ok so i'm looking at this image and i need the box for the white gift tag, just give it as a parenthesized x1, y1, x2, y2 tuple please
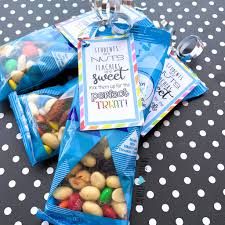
(78, 35, 143, 130)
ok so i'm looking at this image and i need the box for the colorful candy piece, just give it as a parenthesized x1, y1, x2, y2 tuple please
(22, 43, 39, 57)
(59, 200, 69, 209)
(102, 205, 117, 219)
(99, 187, 113, 204)
(48, 121, 59, 131)
(68, 193, 83, 211)
(5, 59, 17, 73)
(8, 79, 17, 90)
(44, 145, 52, 155)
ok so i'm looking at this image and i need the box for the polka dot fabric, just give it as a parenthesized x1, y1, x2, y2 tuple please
(0, 0, 224, 225)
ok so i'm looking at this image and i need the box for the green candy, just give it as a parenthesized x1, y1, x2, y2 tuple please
(5, 59, 17, 73)
(100, 187, 113, 204)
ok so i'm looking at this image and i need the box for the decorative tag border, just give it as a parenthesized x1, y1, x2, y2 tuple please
(78, 34, 144, 131)
(141, 54, 200, 136)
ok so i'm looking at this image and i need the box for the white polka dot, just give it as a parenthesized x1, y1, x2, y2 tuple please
(145, 165, 152, 173)
(12, 156, 20, 163)
(14, 222, 22, 225)
(212, 141, 219, 147)
(149, 218, 157, 225)
(172, 190, 180, 198)
(188, 203, 195, 211)
(154, 131, 161, 137)
(222, 130, 225, 136)
(159, 177, 166, 185)
(212, 13, 218, 18)
(208, 35, 214, 40)
(220, 81, 225, 87)
(204, 152, 211, 159)
(202, 217, 210, 225)
(208, 120, 215, 126)
(18, 193, 26, 201)
(8, 180, 16, 188)
(4, 207, 12, 215)
(175, 218, 183, 225)
(189, 141, 196, 148)
(44, 193, 49, 201)
(136, 205, 143, 213)
(180, 153, 187, 160)
(30, 206, 38, 215)
(198, 189, 205, 197)
(143, 142, 149, 149)
(217, 163, 224, 171)
(203, 100, 210, 106)
(174, 110, 180, 116)
(2, 144, 9, 151)
(6, 123, 13, 129)
(187, 21, 192, 26)
(0, 113, 4, 119)
(156, 153, 163, 160)
(41, 221, 49, 225)
(204, 21, 210, 26)
(209, 1, 214, 5)
(182, 101, 189, 107)
(0, 168, 5, 175)
(177, 14, 183, 19)
(214, 202, 222, 211)
(158, 2, 163, 6)
(216, 65, 222, 70)
(169, 165, 176, 172)
(34, 180, 41, 187)
(200, 130, 206, 136)
(166, 142, 173, 149)
(184, 177, 191, 184)
(163, 120, 170, 126)
(195, 110, 202, 116)
(147, 191, 154, 199)
(175, 2, 181, 6)
(177, 131, 184, 137)
(208, 73, 215, 79)
(196, 65, 202, 70)
(162, 204, 169, 212)
(16, 133, 22, 140)
(46, 167, 54, 175)
(186, 120, 192, 126)
(22, 167, 29, 175)
(193, 164, 200, 171)
(220, 42, 225, 47)
(208, 176, 216, 184)
(205, 57, 211, 62)
(72, 3, 78, 7)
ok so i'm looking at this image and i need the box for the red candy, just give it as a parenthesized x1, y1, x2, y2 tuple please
(68, 193, 83, 211)
(102, 205, 117, 219)
(22, 42, 39, 57)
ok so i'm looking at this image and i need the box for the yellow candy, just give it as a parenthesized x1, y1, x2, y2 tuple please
(8, 79, 17, 90)
(44, 145, 52, 155)
(48, 121, 59, 131)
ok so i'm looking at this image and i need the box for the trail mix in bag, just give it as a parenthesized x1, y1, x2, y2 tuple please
(9, 78, 78, 166)
(37, 26, 171, 225)
(0, 26, 77, 101)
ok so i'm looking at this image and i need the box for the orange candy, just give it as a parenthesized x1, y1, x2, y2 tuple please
(59, 200, 69, 209)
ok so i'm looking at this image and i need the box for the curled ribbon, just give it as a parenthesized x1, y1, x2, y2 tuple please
(89, 0, 133, 35)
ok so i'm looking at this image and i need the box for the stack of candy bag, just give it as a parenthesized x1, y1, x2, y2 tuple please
(0, 3, 208, 225)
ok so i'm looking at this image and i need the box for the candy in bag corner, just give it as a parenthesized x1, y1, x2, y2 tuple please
(37, 26, 171, 224)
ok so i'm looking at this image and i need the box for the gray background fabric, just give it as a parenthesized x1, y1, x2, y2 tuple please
(0, 0, 225, 225)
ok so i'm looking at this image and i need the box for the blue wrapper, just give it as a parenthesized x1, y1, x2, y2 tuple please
(0, 26, 77, 101)
(8, 78, 78, 166)
(37, 26, 170, 225)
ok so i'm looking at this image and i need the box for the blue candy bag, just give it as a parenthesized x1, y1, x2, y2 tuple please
(37, 26, 170, 224)
(0, 26, 77, 101)
(9, 78, 78, 166)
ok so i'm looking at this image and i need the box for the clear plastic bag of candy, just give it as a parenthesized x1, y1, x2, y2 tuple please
(37, 26, 171, 225)
(0, 26, 77, 101)
(8, 78, 78, 166)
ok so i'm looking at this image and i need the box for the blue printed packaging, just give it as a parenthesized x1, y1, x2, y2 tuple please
(37, 26, 171, 225)
(0, 26, 77, 101)
(8, 78, 78, 166)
